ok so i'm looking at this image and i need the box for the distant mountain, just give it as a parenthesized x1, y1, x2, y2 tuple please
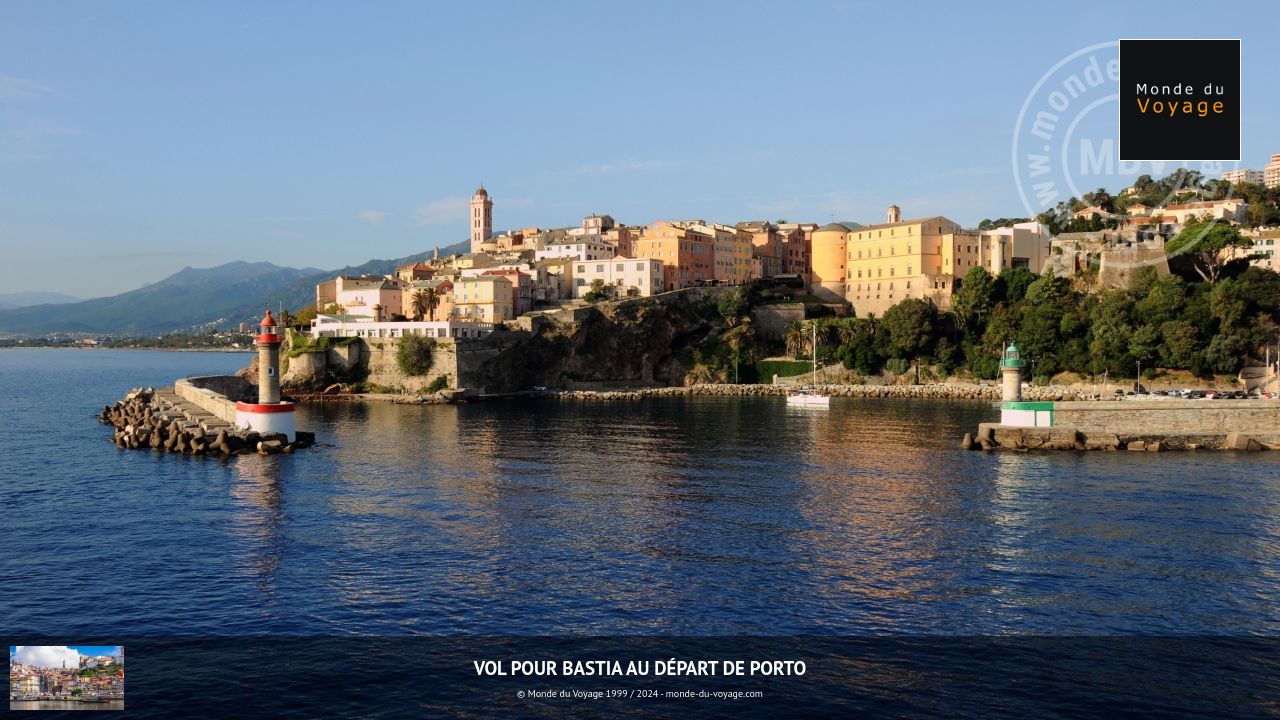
(0, 291, 81, 310)
(0, 241, 471, 336)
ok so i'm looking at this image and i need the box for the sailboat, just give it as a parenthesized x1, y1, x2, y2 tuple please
(786, 323, 831, 407)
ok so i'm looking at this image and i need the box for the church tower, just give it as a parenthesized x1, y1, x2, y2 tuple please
(470, 185, 493, 253)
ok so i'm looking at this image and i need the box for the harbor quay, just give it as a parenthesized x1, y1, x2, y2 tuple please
(963, 344, 1280, 451)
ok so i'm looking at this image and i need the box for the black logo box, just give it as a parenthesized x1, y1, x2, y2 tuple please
(1119, 39, 1240, 161)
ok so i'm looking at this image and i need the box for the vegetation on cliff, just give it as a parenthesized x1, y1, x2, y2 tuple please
(828, 257, 1280, 383)
(395, 334, 436, 375)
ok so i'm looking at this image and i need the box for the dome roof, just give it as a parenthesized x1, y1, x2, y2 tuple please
(474, 186, 488, 197)
(815, 222, 849, 232)
(260, 309, 276, 327)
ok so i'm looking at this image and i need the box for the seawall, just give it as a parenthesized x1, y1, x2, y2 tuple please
(967, 398, 1280, 451)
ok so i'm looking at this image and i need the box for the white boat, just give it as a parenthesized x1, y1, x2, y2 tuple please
(786, 323, 831, 407)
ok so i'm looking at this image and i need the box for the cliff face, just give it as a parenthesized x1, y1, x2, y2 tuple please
(254, 289, 734, 395)
(464, 290, 727, 393)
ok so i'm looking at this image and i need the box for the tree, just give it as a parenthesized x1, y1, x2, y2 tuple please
(997, 267, 1037, 304)
(395, 334, 436, 376)
(1158, 319, 1200, 368)
(784, 319, 809, 359)
(294, 305, 318, 328)
(584, 279, 609, 303)
(953, 266, 996, 328)
(723, 322, 756, 383)
(277, 309, 295, 329)
(1165, 219, 1254, 284)
(411, 288, 440, 321)
(880, 298, 936, 359)
(717, 287, 748, 327)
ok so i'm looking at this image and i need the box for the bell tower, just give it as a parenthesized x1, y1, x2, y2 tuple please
(470, 185, 493, 253)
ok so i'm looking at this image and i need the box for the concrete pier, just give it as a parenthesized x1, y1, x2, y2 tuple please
(965, 398, 1280, 451)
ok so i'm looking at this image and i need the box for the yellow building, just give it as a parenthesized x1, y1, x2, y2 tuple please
(810, 222, 852, 302)
(843, 206, 1051, 316)
(844, 209, 961, 316)
(452, 275, 513, 323)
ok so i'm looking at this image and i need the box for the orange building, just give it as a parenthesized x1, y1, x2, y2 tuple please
(634, 221, 715, 291)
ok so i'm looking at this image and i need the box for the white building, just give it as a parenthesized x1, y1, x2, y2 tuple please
(1221, 168, 1265, 186)
(572, 257, 664, 299)
(309, 315, 495, 340)
(1263, 153, 1280, 189)
(975, 221, 1053, 273)
(317, 275, 406, 319)
(534, 234, 615, 262)
(1161, 198, 1247, 225)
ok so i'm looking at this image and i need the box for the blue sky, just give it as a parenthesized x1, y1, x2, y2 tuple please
(2, 1, 1276, 297)
(10, 646, 121, 668)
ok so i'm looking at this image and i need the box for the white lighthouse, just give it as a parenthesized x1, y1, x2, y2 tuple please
(234, 309, 296, 442)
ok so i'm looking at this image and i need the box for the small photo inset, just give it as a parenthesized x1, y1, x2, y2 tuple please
(10, 646, 123, 711)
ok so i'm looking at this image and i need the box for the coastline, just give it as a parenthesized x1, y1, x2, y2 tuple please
(298, 382, 1104, 404)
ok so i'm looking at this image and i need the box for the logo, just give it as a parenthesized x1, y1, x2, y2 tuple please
(1013, 41, 1241, 271)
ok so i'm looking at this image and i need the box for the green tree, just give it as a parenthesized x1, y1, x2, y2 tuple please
(1158, 319, 1200, 368)
(411, 287, 440, 321)
(395, 334, 436, 376)
(998, 267, 1037, 304)
(784, 320, 809, 359)
(880, 298, 936, 359)
(584, 278, 608, 303)
(294, 305, 318, 328)
(953, 266, 996, 328)
(1166, 219, 1254, 284)
(717, 287, 749, 327)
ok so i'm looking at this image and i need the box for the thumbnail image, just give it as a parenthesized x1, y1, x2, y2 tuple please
(10, 647, 123, 711)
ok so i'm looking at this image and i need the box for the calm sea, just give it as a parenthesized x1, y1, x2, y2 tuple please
(3, 348, 1277, 636)
(4, 349, 1280, 718)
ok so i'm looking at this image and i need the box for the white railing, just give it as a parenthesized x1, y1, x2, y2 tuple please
(309, 318, 495, 340)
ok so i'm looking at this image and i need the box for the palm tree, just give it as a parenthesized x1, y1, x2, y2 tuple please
(422, 287, 440, 321)
(410, 290, 427, 321)
(785, 320, 806, 359)
(411, 288, 441, 321)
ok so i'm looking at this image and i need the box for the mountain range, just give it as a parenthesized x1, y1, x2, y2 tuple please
(0, 291, 82, 310)
(0, 241, 469, 336)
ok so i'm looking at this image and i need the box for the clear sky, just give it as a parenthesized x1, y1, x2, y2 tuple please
(2, 0, 1276, 297)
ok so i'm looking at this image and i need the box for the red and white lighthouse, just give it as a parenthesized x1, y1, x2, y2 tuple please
(235, 309, 296, 441)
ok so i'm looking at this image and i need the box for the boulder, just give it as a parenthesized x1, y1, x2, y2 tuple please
(992, 427, 1024, 448)
(1224, 432, 1253, 450)
(960, 433, 975, 450)
(1127, 441, 1146, 451)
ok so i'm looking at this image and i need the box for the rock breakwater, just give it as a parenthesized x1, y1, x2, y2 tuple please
(99, 386, 314, 456)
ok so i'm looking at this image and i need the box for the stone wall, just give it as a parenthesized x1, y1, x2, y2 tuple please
(362, 337, 459, 393)
(175, 376, 249, 424)
(750, 303, 805, 341)
(1053, 399, 1280, 435)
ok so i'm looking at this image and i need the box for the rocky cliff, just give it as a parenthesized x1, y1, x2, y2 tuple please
(464, 289, 730, 393)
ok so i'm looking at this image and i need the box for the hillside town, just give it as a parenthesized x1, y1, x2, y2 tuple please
(302, 156, 1280, 355)
(9, 652, 124, 704)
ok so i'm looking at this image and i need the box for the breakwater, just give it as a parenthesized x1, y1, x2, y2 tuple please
(964, 399, 1280, 451)
(98, 385, 314, 456)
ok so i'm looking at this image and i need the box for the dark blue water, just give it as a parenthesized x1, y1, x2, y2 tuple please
(3, 349, 1279, 637)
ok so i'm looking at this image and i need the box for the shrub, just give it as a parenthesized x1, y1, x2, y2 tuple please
(885, 357, 911, 375)
(426, 375, 450, 393)
(396, 335, 436, 376)
(755, 359, 812, 379)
